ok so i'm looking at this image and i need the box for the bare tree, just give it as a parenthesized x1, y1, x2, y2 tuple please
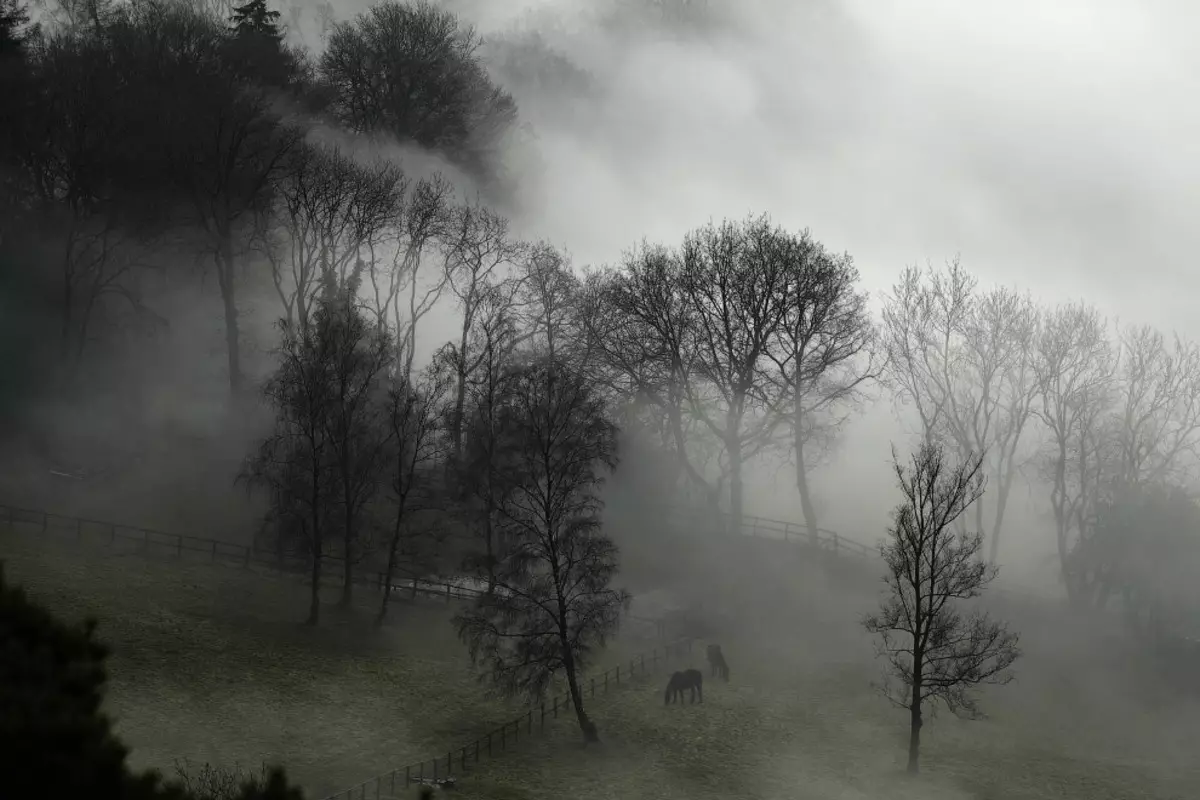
(240, 310, 338, 626)
(863, 442, 1020, 775)
(440, 201, 526, 456)
(268, 142, 404, 331)
(319, 292, 394, 608)
(882, 260, 1042, 561)
(598, 245, 724, 517)
(363, 172, 453, 379)
(1110, 325, 1200, 488)
(950, 287, 1043, 562)
(376, 367, 449, 626)
(1032, 302, 1116, 604)
(318, 1, 517, 180)
(444, 284, 524, 593)
(765, 234, 880, 542)
(516, 240, 579, 362)
(880, 258, 974, 449)
(677, 214, 794, 535)
(454, 359, 629, 744)
(118, 0, 302, 394)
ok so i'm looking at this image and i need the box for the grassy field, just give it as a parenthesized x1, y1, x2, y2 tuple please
(4, 521, 1200, 800)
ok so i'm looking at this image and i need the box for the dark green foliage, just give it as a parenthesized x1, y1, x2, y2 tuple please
(0, 0, 34, 60)
(0, 561, 308, 799)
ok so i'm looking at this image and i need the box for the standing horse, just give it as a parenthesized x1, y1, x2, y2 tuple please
(664, 669, 704, 704)
(706, 643, 730, 682)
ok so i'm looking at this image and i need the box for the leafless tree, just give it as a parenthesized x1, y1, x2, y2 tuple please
(516, 240, 579, 363)
(240, 308, 338, 626)
(1032, 302, 1116, 603)
(268, 141, 405, 331)
(950, 287, 1043, 562)
(863, 442, 1020, 775)
(880, 258, 974, 449)
(597, 244, 724, 517)
(319, 292, 394, 608)
(442, 284, 524, 593)
(364, 172, 453, 379)
(882, 260, 1042, 561)
(765, 234, 880, 542)
(125, 0, 301, 394)
(677, 214, 794, 535)
(376, 367, 449, 626)
(440, 201, 527, 456)
(318, 1, 517, 179)
(454, 359, 629, 744)
(1110, 324, 1200, 488)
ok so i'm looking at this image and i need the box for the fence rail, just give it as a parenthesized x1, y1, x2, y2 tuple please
(323, 637, 696, 800)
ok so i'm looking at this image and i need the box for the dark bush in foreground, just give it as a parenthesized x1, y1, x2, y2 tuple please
(0, 561, 306, 800)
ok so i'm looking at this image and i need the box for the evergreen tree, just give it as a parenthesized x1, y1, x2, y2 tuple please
(229, 0, 283, 42)
(0, 561, 307, 799)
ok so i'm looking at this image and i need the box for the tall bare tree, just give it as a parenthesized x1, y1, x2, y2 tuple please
(376, 368, 448, 626)
(319, 292, 394, 608)
(766, 235, 879, 542)
(1032, 302, 1116, 604)
(454, 359, 629, 744)
(268, 142, 404, 331)
(864, 442, 1020, 775)
(677, 214, 794, 535)
(516, 240, 579, 362)
(318, 0, 517, 181)
(440, 201, 526, 456)
(241, 306, 341, 626)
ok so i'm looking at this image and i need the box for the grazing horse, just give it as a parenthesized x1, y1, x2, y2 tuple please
(706, 643, 730, 682)
(664, 669, 704, 705)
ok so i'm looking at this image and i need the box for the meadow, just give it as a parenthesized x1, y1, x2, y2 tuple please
(3, 519, 1200, 800)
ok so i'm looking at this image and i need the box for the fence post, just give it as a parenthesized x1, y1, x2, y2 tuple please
(460, 746, 467, 772)
(783, 521, 791, 542)
(405, 765, 410, 786)
(604, 670, 609, 692)
(446, 582, 452, 603)
(540, 703, 546, 730)
(552, 696, 558, 719)
(616, 665, 621, 685)
(514, 719, 519, 743)
(390, 770, 396, 796)
(211, 540, 218, 561)
(419, 762, 424, 783)
(590, 676, 595, 697)
(527, 709, 532, 733)
(446, 752, 451, 775)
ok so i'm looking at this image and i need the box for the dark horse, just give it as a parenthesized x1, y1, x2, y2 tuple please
(706, 643, 730, 682)
(664, 669, 704, 705)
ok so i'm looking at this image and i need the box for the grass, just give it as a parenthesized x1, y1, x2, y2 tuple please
(5, 520, 1200, 800)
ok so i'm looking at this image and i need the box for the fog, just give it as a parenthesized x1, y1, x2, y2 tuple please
(6, 1, 1200, 798)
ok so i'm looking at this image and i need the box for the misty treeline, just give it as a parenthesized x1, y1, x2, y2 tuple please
(881, 259, 1200, 644)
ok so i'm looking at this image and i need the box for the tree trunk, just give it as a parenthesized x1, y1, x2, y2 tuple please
(215, 236, 243, 395)
(907, 679, 923, 775)
(727, 435, 744, 537)
(450, 319, 471, 459)
(794, 437, 819, 544)
(989, 474, 1013, 564)
(376, 511, 403, 626)
(340, 498, 354, 608)
(483, 508, 496, 595)
(562, 653, 598, 743)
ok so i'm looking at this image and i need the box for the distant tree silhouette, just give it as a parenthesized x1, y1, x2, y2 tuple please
(0, 561, 307, 799)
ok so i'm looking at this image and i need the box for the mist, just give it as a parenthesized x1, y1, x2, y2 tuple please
(5, 1, 1200, 799)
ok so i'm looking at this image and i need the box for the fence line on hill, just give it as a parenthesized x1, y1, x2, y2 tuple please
(323, 637, 696, 800)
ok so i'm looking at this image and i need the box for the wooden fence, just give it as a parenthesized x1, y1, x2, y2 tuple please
(322, 637, 696, 800)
